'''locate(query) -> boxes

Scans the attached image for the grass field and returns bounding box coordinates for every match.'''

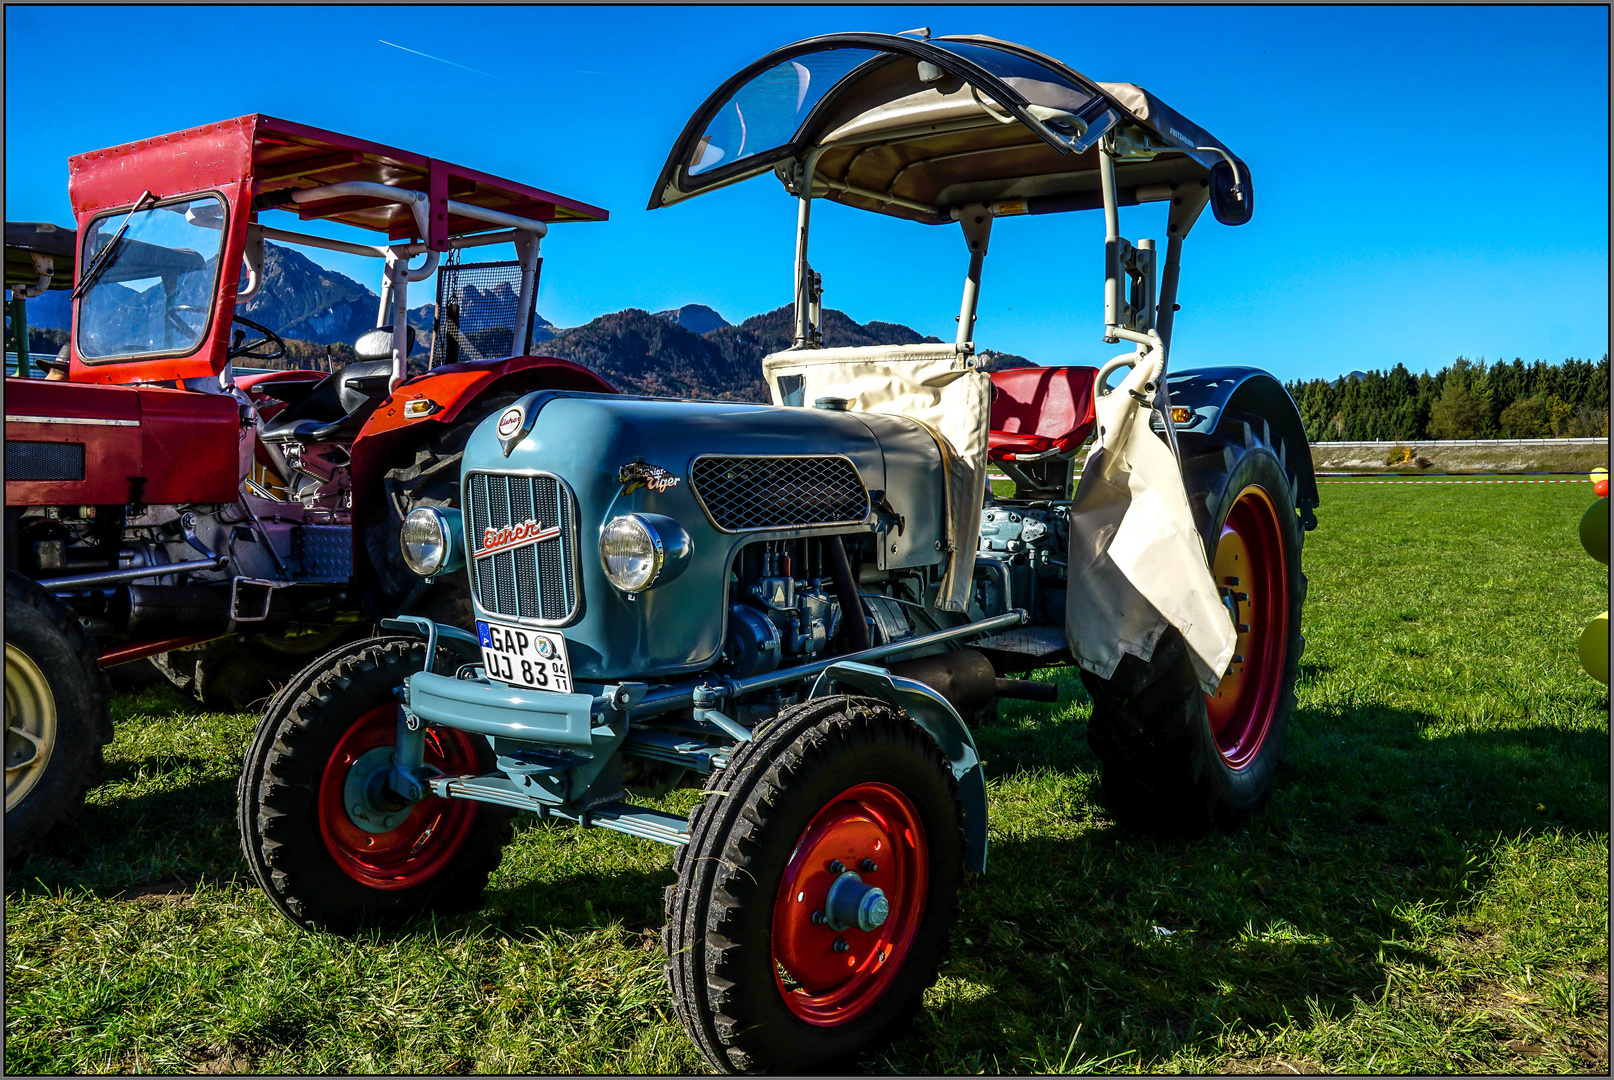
[5,481,1608,1075]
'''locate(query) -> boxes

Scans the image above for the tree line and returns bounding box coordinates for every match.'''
[1286,355,1609,442]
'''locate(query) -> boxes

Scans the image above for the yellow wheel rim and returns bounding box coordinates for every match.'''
[5,643,58,812]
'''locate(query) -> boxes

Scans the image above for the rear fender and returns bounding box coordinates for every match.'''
[1166,366,1318,517]
[347,356,618,602]
[809,660,989,874]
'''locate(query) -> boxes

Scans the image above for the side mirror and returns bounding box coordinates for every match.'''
[1209,158,1253,226]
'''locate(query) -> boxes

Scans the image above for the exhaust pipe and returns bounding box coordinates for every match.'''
[111,585,232,635]
[887,649,999,716]
[994,678,1059,703]
[885,650,1062,713]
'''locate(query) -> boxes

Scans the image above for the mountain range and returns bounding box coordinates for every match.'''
[26,241,1033,400]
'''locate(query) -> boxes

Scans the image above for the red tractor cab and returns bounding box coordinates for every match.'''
[5,115,616,858]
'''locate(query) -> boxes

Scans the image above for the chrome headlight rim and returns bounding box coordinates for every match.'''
[599,513,665,593]
[400,505,459,578]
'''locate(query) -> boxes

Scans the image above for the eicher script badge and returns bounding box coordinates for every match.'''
[618,461,681,496]
[477,518,560,559]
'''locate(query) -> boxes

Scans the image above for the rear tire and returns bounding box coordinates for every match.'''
[1081,424,1306,835]
[237,636,512,934]
[5,570,112,863]
[665,695,964,1073]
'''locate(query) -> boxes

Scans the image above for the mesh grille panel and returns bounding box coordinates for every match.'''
[431,256,538,364]
[463,472,577,622]
[5,441,86,481]
[691,456,869,532]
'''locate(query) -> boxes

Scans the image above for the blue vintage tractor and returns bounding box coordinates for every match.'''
[238,32,1318,1073]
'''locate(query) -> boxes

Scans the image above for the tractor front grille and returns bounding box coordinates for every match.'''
[6,441,85,481]
[463,471,579,623]
[691,455,870,532]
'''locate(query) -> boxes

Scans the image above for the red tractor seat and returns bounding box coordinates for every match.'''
[987,365,1098,461]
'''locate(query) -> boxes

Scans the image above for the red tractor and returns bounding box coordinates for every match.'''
[4,115,616,858]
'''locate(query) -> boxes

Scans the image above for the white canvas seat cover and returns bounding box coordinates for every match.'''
[762,343,991,612]
[1066,338,1236,693]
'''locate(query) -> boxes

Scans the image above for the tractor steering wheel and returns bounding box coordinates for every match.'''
[228,314,287,363]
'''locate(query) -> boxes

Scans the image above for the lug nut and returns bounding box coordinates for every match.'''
[861,859,877,873]
[811,910,827,925]
[832,938,849,953]
[828,860,846,874]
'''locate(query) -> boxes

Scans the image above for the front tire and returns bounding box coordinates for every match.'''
[5,570,112,862]
[664,696,965,1073]
[1082,427,1306,834]
[237,636,512,934]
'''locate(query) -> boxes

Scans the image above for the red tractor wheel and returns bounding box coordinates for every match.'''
[237,636,512,934]
[664,696,964,1073]
[1082,423,1306,835]
[1205,485,1292,770]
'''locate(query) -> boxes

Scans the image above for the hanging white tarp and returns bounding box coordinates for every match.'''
[1065,338,1236,693]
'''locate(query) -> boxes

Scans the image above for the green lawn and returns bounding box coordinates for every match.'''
[5,482,1608,1074]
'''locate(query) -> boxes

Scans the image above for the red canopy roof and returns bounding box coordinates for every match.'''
[69,113,607,246]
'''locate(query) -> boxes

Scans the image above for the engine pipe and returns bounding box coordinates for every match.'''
[627,608,1029,722]
[37,556,226,592]
[823,536,871,653]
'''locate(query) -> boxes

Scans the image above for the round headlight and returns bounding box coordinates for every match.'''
[600,514,662,592]
[400,506,452,577]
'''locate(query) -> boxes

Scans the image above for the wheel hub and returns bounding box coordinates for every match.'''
[824,871,889,932]
[316,703,484,891]
[771,782,929,1026]
[5,643,57,812]
[342,746,417,833]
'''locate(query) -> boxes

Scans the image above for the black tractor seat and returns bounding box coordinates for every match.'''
[258,326,414,444]
[258,359,393,443]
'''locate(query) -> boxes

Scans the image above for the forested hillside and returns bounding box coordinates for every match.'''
[1286,355,1609,441]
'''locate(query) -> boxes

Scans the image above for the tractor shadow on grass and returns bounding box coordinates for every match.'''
[879,699,1609,1072]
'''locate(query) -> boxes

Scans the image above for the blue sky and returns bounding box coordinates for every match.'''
[5,5,1608,381]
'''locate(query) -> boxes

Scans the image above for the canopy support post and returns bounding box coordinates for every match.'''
[1155,183,1208,361]
[512,230,543,357]
[792,192,818,348]
[954,204,992,352]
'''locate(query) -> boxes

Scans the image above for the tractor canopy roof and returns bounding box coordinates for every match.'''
[69,113,608,245]
[650,33,1249,225]
[6,222,76,289]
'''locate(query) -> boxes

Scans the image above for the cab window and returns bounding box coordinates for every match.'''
[76,195,226,362]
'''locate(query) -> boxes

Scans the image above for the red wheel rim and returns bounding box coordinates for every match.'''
[317,703,483,890]
[1206,485,1290,770]
[770,782,929,1026]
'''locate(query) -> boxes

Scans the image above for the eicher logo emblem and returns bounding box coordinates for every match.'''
[618,461,681,496]
[496,407,524,439]
[478,518,560,559]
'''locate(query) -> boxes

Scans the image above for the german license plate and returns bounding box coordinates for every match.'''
[476,619,572,693]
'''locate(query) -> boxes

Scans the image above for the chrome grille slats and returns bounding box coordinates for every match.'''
[463,470,579,623]
[691,455,869,532]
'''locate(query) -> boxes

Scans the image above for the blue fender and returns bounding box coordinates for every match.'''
[1166,365,1319,515]
[809,660,989,874]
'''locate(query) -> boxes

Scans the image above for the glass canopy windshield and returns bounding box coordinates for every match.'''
[688,47,882,176]
[76,195,224,362]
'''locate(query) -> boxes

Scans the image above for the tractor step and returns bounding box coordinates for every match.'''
[974,624,1068,657]
[429,772,692,846]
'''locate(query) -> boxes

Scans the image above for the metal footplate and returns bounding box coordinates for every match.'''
[973,624,1069,658]
[429,772,691,845]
